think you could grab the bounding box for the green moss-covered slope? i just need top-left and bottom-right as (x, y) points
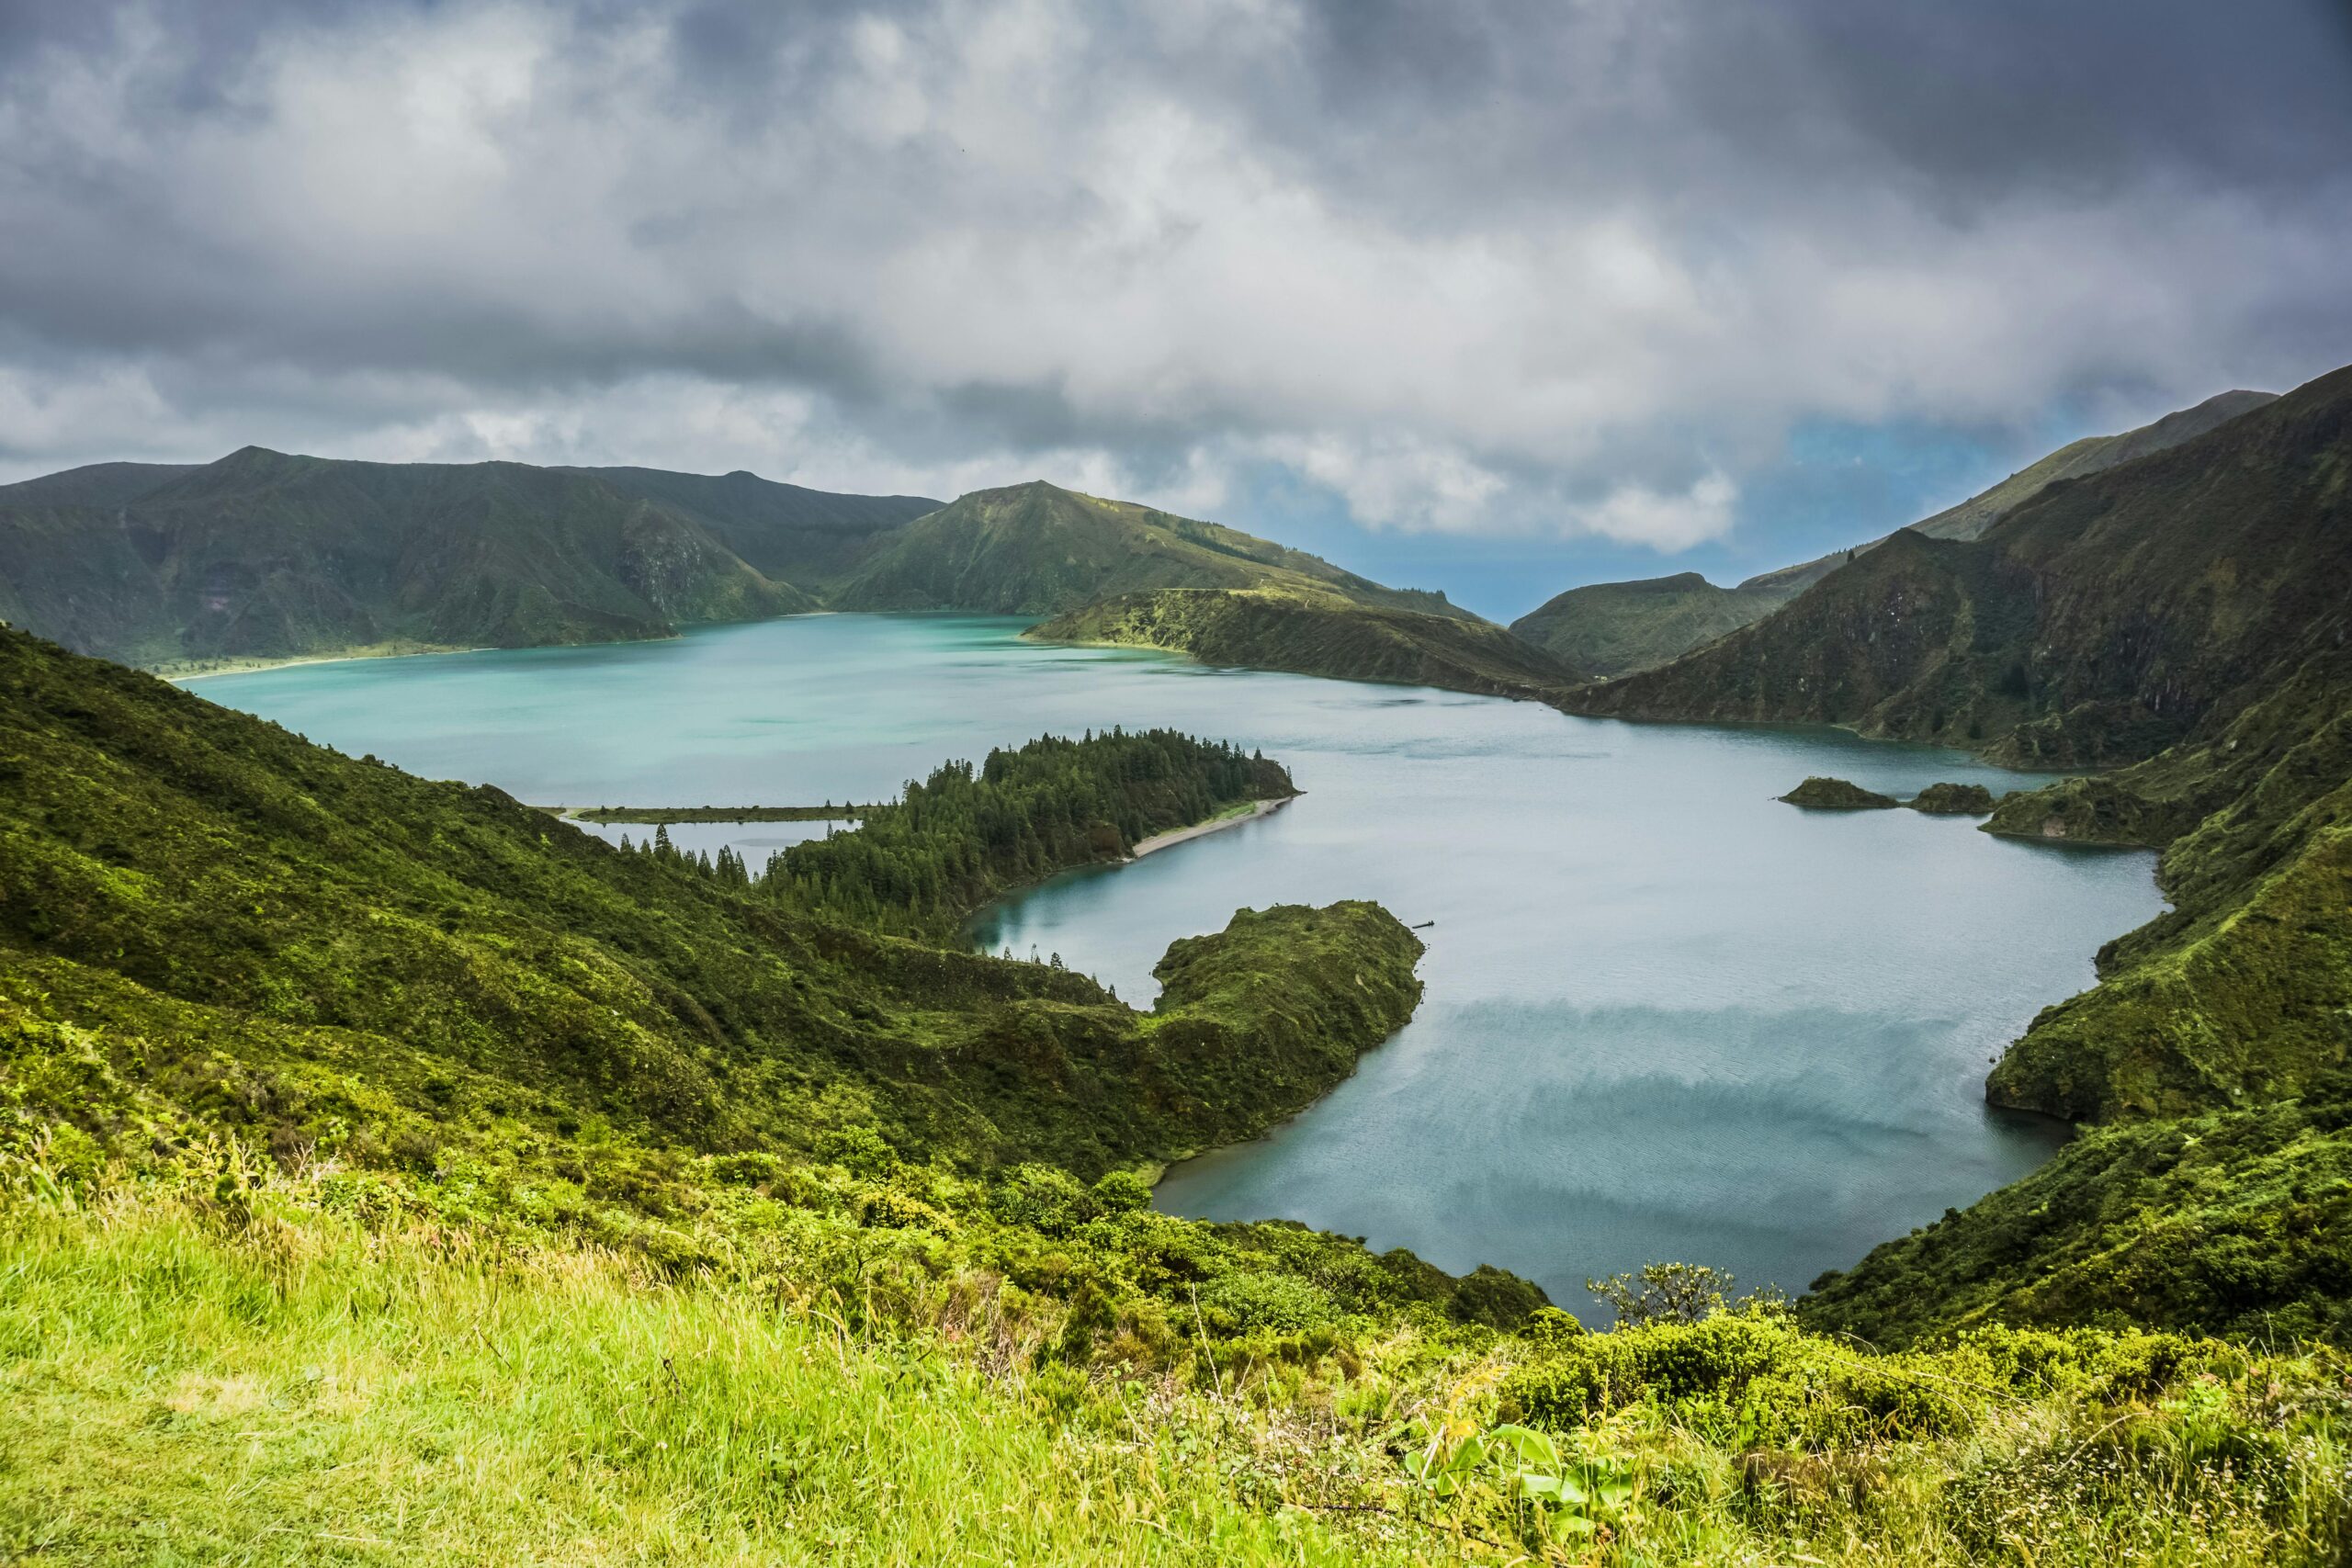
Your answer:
(1560, 367), (2352, 1124)
(1563, 369), (2345, 765)
(1804, 1070), (2352, 1348)
(1983, 690), (2352, 1121)
(0, 626), (1420, 1178)
(1736, 369), (2352, 1340)
(834, 480), (1474, 622)
(1029, 585), (1579, 699)
(565, 464), (942, 591)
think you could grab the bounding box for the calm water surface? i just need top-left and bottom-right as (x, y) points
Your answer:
(197, 615), (2162, 1315)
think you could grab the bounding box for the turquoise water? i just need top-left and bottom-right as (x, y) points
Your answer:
(567, 818), (839, 863)
(195, 615), (2163, 1314)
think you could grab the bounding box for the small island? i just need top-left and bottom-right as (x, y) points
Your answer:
(1778, 775), (1899, 809)
(1907, 782), (1997, 815)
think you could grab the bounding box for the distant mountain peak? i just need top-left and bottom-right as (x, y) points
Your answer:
(1513, 378), (2292, 677)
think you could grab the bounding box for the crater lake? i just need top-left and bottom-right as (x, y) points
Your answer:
(192, 613), (2163, 1315)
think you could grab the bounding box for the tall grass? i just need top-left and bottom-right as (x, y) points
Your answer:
(0, 1201), (1425, 1566)
(6, 1194), (2346, 1565)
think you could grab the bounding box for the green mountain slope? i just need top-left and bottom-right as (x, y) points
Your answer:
(0, 458), (200, 510)
(1567, 369), (2352, 1117)
(833, 480), (1474, 620)
(0, 447), (831, 669)
(1512, 389), (2278, 675)
(568, 465), (941, 590)
(1031, 586), (1581, 698)
(1508, 571), (1786, 677)
(0, 626), (1445, 1178)
(1564, 367), (2349, 768)
(1911, 389), (2278, 546)
(1804, 1068), (2352, 1348)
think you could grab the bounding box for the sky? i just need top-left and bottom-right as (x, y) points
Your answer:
(2, 1), (2348, 619)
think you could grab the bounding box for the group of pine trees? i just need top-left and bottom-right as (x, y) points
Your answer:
(617, 826), (759, 886)
(611, 728), (1292, 937)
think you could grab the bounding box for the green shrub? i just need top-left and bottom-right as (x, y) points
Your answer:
(1090, 1168), (1153, 1213)
(1451, 1263), (1549, 1328)
(1198, 1272), (1340, 1335)
(1503, 1314), (1967, 1449)
(814, 1124), (898, 1178)
(989, 1164), (1093, 1236)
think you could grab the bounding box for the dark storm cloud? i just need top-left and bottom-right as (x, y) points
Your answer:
(0, 0), (2346, 539)
(1216, 0), (2352, 231)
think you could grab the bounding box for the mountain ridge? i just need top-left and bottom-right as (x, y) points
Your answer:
(0, 458), (1492, 685)
(1510, 387), (2280, 675)
(834, 479), (1476, 622)
(0, 446), (855, 668)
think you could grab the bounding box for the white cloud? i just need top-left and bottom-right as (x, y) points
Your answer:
(1567, 473), (1738, 550)
(0, 0), (2345, 545)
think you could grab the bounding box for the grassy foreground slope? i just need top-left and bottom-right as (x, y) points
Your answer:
(6, 1195), (2347, 1566)
(6, 1202), (1427, 1567)
(1030, 585), (1581, 699)
(1511, 388), (2276, 676)
(834, 480), (1474, 621)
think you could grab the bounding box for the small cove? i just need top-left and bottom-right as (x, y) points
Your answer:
(198, 614), (2164, 1315)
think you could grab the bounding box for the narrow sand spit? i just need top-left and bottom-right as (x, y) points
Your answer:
(1128, 795), (1292, 859)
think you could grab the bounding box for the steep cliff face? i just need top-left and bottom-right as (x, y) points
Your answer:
(1566, 529), (2054, 748)
(616, 502), (808, 626)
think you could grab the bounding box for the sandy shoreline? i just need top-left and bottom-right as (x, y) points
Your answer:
(164, 646), (485, 683)
(1128, 795), (1293, 858)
